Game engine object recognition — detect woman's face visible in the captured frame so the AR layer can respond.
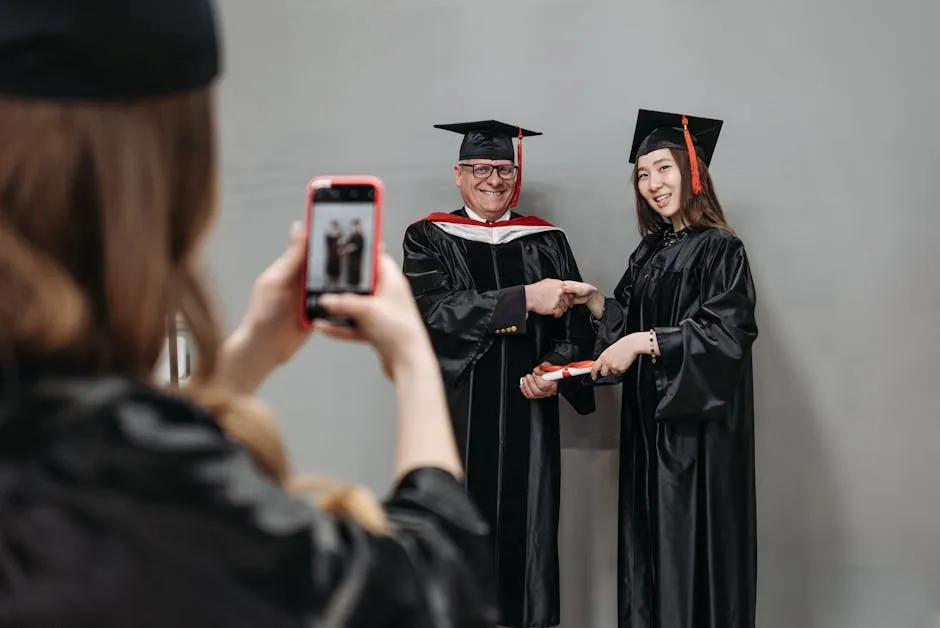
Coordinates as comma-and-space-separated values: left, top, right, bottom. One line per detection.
636, 148, 682, 220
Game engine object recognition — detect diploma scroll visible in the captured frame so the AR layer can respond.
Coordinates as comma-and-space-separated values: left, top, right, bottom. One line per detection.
540, 360, 595, 381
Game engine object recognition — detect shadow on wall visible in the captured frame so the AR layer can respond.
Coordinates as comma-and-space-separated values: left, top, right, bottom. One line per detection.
750, 282, 846, 628
557, 379, 621, 627
752, 285, 940, 627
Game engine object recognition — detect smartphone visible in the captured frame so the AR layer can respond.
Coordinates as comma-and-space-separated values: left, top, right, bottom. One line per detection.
301, 175, 383, 327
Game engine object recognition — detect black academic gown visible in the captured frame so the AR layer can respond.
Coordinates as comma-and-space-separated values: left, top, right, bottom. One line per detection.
0, 375, 499, 628
593, 226, 758, 628
402, 208, 596, 628
345, 232, 365, 288
326, 232, 342, 281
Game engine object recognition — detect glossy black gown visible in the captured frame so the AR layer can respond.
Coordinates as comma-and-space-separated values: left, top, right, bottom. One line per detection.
0, 375, 499, 627
593, 226, 758, 628
402, 208, 596, 628
345, 232, 365, 287
326, 232, 341, 281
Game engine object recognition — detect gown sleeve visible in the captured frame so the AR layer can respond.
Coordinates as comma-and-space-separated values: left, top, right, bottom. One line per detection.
589, 247, 643, 387
307, 466, 499, 627
651, 236, 758, 421
535, 233, 596, 414
402, 222, 527, 384
0, 378, 499, 627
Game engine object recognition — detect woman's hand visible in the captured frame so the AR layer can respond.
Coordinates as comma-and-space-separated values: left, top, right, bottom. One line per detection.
559, 280, 596, 304
560, 281, 604, 319
315, 252, 434, 379
216, 221, 314, 394
591, 335, 642, 379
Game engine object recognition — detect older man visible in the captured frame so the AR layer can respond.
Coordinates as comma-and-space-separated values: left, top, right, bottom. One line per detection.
401, 120, 595, 628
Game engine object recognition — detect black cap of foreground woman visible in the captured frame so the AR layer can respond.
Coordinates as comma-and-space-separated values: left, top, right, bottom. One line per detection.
0, 0, 221, 101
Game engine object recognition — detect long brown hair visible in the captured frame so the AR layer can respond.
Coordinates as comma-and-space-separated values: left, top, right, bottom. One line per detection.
633, 147, 734, 239
0, 89, 387, 533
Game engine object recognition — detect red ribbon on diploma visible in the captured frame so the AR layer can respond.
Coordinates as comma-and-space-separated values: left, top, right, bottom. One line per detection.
540, 360, 595, 379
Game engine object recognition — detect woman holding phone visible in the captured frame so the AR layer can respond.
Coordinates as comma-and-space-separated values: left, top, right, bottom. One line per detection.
0, 1, 495, 626
561, 110, 759, 628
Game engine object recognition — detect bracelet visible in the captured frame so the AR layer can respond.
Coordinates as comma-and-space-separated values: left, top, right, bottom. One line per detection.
650, 330, 657, 364
589, 302, 604, 330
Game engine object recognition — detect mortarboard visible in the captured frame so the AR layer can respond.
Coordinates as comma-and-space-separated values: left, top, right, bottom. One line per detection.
629, 109, 723, 195
434, 120, 542, 207
0, 0, 221, 102
434, 120, 542, 162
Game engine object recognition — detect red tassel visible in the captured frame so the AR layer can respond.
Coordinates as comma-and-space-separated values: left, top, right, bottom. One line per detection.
681, 114, 703, 195
509, 126, 523, 208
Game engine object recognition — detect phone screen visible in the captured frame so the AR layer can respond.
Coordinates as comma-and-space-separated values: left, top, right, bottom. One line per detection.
305, 183, 377, 321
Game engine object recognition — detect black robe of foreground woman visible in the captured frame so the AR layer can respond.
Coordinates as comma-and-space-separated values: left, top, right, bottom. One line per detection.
0, 375, 498, 627
593, 226, 758, 628
402, 208, 596, 628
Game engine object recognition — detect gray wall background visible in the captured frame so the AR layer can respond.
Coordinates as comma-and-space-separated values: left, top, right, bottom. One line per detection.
207, 1, 940, 626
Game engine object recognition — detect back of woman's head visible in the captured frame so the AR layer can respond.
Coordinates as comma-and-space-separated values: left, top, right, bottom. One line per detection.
632, 147, 733, 239
0, 0, 223, 381
0, 90, 219, 381
0, 0, 387, 533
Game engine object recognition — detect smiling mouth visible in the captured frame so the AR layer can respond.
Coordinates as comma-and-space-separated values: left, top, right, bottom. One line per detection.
654, 193, 671, 208
479, 190, 503, 197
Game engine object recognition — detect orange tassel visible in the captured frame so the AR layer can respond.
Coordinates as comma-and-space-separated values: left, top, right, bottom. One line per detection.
509, 126, 523, 208
681, 114, 703, 195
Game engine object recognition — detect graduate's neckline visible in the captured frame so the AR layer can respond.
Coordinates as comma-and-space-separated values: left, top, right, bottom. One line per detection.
660, 225, 693, 247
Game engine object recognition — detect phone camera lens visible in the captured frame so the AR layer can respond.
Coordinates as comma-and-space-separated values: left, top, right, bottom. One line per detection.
350, 190, 359, 199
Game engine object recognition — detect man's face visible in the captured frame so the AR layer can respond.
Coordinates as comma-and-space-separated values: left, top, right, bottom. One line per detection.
453, 159, 517, 220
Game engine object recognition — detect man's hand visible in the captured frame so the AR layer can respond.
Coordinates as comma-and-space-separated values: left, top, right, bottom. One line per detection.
524, 279, 571, 317
519, 362, 558, 399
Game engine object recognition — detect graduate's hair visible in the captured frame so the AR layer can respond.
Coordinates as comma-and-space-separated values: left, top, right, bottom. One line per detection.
633, 147, 734, 239
0, 91, 388, 534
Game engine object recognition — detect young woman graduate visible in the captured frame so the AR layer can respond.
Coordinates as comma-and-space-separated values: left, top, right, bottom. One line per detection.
560, 109, 759, 628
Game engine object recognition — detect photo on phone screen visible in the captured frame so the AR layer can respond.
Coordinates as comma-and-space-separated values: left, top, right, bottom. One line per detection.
305, 184, 377, 307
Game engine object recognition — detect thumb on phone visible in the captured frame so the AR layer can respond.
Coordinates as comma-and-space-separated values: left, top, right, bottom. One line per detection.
314, 293, 371, 342
317, 293, 369, 319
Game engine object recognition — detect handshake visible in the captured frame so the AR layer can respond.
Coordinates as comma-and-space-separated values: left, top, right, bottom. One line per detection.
524, 279, 601, 318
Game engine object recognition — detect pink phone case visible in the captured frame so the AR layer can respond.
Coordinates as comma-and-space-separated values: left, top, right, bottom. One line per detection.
300, 175, 385, 328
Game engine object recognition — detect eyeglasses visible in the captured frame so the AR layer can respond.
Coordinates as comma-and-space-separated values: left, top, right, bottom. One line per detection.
459, 163, 518, 180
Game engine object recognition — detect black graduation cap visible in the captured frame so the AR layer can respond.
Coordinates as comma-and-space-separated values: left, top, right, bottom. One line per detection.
434, 120, 542, 162
0, 0, 221, 102
434, 120, 542, 207
629, 109, 723, 166
629, 109, 723, 195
